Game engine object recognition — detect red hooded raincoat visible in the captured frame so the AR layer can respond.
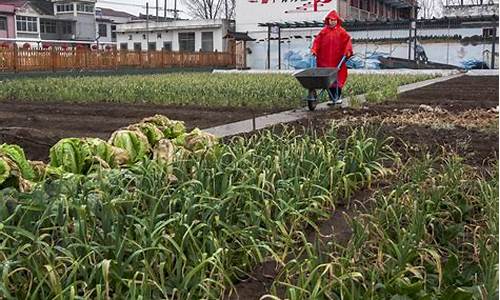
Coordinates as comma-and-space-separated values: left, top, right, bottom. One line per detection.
311, 10, 353, 88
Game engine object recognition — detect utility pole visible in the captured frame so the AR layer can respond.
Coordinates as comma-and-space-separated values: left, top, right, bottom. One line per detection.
156, 0, 159, 22
278, 26, 281, 69
413, 4, 417, 61
174, 0, 178, 19
225, 0, 228, 19
146, 2, 150, 50
491, 21, 497, 68
267, 25, 271, 69
446, 18, 450, 64
408, 19, 412, 60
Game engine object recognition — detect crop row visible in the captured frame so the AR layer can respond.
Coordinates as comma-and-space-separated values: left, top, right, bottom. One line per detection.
263, 155, 498, 299
0, 73, 434, 108
0, 125, 393, 299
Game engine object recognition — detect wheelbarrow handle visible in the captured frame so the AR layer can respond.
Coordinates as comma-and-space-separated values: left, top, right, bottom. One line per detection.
337, 55, 347, 69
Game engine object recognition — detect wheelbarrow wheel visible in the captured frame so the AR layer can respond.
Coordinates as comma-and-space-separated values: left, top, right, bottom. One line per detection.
307, 90, 318, 111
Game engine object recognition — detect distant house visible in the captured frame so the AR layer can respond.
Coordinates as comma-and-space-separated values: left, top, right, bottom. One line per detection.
116, 19, 232, 52
0, 0, 97, 42
95, 7, 135, 44
51, 0, 97, 41
0, 4, 16, 39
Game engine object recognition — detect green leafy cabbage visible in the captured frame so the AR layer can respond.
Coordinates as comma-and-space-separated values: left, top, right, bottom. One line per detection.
49, 138, 91, 174
0, 159, 11, 185
127, 123, 164, 146
182, 128, 218, 152
109, 130, 150, 163
142, 115, 186, 139
0, 144, 36, 180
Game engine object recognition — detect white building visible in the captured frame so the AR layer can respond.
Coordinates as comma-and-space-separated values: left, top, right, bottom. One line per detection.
236, 0, 417, 34
234, 0, 498, 69
115, 19, 231, 52
95, 7, 135, 44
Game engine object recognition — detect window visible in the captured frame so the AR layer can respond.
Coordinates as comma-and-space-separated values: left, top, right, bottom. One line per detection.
148, 42, 156, 51
201, 32, 213, 52
163, 41, 172, 51
77, 3, 94, 13
483, 28, 495, 38
16, 16, 38, 33
157, 33, 162, 39
62, 22, 73, 35
98, 24, 107, 37
0, 17, 6, 31
128, 34, 132, 40
120, 43, 128, 50
178, 32, 195, 52
40, 19, 56, 34
56, 3, 74, 12
134, 42, 142, 51
111, 25, 116, 39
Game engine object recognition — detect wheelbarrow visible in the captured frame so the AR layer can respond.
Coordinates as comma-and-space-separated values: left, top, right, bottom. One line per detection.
294, 56, 346, 111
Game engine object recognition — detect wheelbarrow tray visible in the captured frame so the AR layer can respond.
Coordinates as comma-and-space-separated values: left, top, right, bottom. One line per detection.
294, 68, 339, 90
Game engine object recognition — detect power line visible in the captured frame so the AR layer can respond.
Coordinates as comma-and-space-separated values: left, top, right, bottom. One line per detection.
98, 0, 182, 12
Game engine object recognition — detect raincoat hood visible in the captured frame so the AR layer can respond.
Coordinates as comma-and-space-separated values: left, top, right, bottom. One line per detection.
324, 10, 343, 26
312, 9, 353, 88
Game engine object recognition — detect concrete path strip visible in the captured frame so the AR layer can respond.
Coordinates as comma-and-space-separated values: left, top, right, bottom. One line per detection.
213, 69, 463, 77
203, 73, 465, 137
466, 69, 499, 76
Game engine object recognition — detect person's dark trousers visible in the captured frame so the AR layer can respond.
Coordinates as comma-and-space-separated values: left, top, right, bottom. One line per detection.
329, 87, 342, 101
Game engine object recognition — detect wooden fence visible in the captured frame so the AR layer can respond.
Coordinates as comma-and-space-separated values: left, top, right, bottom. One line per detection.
0, 48, 236, 72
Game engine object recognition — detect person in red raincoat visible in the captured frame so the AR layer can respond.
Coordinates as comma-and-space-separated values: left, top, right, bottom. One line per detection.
311, 10, 353, 104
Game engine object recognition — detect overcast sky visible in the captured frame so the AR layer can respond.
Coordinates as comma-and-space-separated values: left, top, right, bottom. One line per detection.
96, 0, 188, 18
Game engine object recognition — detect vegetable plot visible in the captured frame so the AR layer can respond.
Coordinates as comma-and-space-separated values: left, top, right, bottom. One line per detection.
0, 73, 434, 108
0, 115, 215, 192
265, 156, 498, 300
0, 126, 394, 299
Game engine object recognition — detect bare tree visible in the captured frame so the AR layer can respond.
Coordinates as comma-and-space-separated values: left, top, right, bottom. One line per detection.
184, 0, 221, 19
418, 0, 444, 18
183, 0, 236, 19
226, 0, 236, 19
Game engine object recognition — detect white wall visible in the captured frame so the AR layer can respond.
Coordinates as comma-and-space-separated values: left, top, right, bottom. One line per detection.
96, 16, 134, 44
236, 0, 339, 32
116, 28, 225, 51
116, 19, 228, 52
245, 25, 499, 69
353, 40, 498, 68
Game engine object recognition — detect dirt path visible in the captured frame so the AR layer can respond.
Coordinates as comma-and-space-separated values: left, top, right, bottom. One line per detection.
0, 101, 276, 161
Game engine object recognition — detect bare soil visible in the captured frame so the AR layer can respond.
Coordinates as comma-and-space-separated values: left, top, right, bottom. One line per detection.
0, 101, 275, 161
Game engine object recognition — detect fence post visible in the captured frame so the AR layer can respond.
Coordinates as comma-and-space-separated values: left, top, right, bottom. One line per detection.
13, 45, 18, 73
114, 48, 118, 71
51, 46, 56, 72
85, 49, 89, 69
